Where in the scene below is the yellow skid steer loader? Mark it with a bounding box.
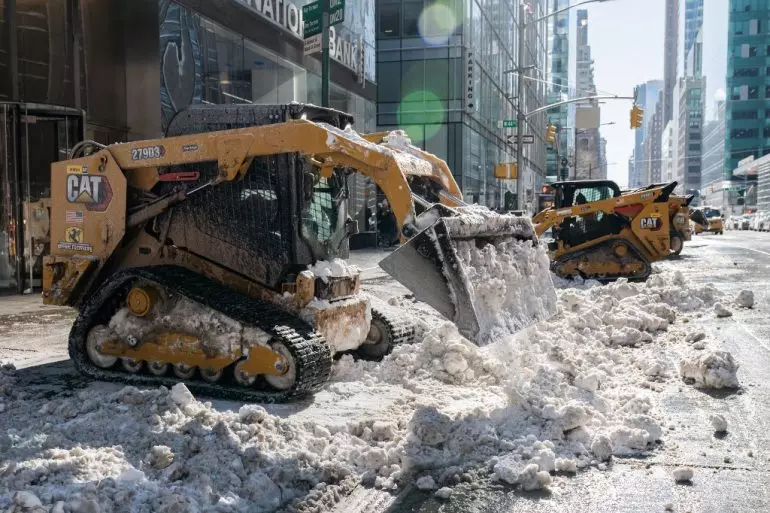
[43,104,557,401]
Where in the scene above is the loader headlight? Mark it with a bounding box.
[674,213,686,225]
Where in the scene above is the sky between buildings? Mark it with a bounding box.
[581,0,728,188]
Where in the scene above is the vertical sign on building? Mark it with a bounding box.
[464,48,475,114]
[357,36,365,87]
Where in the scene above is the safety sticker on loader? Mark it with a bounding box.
[57,227,92,252]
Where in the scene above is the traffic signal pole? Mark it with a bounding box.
[321,0,330,107]
[515,2,526,211]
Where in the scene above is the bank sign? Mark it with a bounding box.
[235,0,363,74]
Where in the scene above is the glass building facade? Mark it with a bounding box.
[725,0,770,207]
[547,0,572,181]
[375,0,549,210]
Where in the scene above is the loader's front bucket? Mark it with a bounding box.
[689,209,709,227]
[379,206,558,345]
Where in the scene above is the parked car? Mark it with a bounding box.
[739,214,754,231]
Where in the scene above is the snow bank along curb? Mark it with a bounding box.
[0,270,743,511]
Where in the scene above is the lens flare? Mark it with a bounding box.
[418,3,457,46]
[398,90,445,141]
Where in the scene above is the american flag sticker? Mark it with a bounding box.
[66,210,84,224]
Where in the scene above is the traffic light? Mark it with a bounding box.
[545,124,557,144]
[630,105,643,129]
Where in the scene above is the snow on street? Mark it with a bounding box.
[1,233,767,513]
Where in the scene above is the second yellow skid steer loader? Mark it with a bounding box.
[533,179,684,281]
[43,103,557,402]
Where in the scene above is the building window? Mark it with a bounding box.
[749,86,759,99]
[731,128,758,139]
[689,143,701,152]
[764,127,770,138]
[379,3,401,37]
[403,1,423,37]
[735,67,760,77]
[733,109,758,120]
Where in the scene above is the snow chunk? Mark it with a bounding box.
[714,303,733,318]
[238,404,268,424]
[710,414,728,433]
[170,382,195,406]
[591,435,613,462]
[13,491,42,508]
[308,258,360,282]
[147,445,174,469]
[673,467,694,483]
[518,463,553,491]
[117,467,146,483]
[408,407,452,446]
[555,458,578,473]
[558,402,592,431]
[435,487,453,500]
[736,290,754,308]
[679,351,740,389]
[416,475,437,490]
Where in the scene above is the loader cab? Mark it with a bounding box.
[552,180,621,209]
[550,180,623,248]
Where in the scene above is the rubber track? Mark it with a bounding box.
[68,266,332,403]
[551,238,652,282]
[371,303,416,349]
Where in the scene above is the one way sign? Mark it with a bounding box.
[508,134,535,144]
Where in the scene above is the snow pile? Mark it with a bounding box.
[736,290,754,308]
[308,258,360,282]
[679,351,740,388]
[0,267,732,510]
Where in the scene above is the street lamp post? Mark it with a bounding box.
[513,0,613,212]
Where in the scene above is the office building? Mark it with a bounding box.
[724,0,770,208]
[700,101,737,209]
[662,121,675,182]
[547,0,573,180]
[683,0,704,76]
[631,80,663,187]
[628,153,635,187]
[644,90,665,184]
[674,75,705,195]
[0,0,375,292]
[701,0,728,121]
[574,9,602,180]
[376,0,549,210]
[663,0,679,124]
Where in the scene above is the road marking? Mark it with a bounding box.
[738,247,770,258]
[732,318,770,354]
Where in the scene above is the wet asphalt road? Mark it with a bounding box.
[375,230,770,513]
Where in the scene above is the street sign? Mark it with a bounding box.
[503,119,517,128]
[302,1,322,38]
[508,134,535,144]
[304,34,322,55]
[329,0,345,26]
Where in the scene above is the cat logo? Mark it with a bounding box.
[640,216,661,230]
[65,226,84,243]
[65,173,112,213]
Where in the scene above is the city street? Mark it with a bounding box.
[1,231,769,512]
